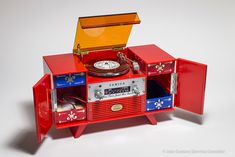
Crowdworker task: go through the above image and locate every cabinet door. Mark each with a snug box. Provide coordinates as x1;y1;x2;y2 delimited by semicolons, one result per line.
174;58;207;114
33;74;52;143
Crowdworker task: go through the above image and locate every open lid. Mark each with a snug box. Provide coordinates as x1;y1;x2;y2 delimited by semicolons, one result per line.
73;12;141;53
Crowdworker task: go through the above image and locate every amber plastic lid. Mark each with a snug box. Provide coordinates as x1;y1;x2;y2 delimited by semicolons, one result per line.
73;12;140;52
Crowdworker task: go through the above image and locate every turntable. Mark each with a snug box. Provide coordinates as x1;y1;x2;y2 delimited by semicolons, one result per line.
86;58;130;77
33;12;207;143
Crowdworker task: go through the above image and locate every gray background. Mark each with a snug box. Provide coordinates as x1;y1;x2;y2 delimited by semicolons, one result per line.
0;0;235;156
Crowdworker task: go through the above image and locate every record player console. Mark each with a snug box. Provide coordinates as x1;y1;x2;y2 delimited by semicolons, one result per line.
33;12;207;143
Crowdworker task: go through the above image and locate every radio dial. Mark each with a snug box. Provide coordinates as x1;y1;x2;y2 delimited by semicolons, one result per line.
132;85;140;95
95;89;104;100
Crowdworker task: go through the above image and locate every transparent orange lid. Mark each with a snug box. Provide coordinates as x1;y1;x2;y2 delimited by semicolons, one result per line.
73;12;140;53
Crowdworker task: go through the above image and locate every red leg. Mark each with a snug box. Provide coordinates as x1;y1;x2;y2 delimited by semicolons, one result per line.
146;114;157;125
70;124;87;138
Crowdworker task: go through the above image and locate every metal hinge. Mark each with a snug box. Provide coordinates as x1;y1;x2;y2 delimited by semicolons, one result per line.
73;44;89;61
74;49;89;56
74;50;89;56
112;47;124;51
51;89;57;112
170;73;178;94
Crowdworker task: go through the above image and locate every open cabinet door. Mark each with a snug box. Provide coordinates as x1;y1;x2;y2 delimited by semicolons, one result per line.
174;58;207;115
33;74;52;143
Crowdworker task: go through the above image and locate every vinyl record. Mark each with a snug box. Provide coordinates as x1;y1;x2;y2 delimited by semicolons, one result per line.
86;59;130;77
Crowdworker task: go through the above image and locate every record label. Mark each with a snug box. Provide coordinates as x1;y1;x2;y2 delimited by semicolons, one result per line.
94;60;120;70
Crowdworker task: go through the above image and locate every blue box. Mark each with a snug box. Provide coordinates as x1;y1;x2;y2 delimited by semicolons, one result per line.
146;95;173;111
54;73;86;88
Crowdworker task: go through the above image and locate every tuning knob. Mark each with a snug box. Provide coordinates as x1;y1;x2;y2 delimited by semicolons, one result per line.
95;89;104;100
132;85;140;95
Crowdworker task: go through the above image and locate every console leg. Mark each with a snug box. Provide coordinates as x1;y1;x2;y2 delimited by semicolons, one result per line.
146;114;157;125
70;124;87;138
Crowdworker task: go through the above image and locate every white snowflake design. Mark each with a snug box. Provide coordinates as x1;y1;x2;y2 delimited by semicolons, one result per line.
65;74;76;84
154;99;164;109
66;111;77;121
155;63;165;73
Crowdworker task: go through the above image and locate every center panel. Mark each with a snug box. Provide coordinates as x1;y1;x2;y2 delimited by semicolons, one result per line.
83;49;147;121
87;77;145;102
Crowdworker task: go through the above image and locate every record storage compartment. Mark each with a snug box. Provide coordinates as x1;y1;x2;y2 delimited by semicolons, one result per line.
146;74;173;112
54;75;87;124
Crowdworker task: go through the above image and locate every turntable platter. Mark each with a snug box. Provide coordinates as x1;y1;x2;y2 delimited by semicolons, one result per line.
86;59;130;77
94;60;120;70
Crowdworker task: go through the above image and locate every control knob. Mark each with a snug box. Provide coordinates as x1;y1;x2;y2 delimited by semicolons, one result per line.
132;85;140;95
95;89;104;100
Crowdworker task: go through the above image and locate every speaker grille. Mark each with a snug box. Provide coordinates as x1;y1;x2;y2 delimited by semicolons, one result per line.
91;96;145;120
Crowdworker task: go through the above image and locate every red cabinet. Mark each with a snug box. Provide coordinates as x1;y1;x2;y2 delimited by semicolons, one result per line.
33;49;207;143
33;13;207;143
128;45;207;115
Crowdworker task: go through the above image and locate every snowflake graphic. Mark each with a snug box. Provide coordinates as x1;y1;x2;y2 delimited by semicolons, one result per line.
154;99;164;109
67;111;77;121
65;74;76;84
155;63;165;73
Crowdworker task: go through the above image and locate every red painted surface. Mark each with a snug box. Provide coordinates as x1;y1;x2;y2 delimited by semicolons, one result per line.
145;114;158;125
33;74;52;143
147;61;175;76
128;44;175;64
43;53;87;76
175;58;207;114
56;108;174;129
128;44;175;76
89;95;145;121
70;124;87;138
55;108;86;124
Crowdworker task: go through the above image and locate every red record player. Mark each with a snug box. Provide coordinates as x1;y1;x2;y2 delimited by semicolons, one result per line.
33;12;207;143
